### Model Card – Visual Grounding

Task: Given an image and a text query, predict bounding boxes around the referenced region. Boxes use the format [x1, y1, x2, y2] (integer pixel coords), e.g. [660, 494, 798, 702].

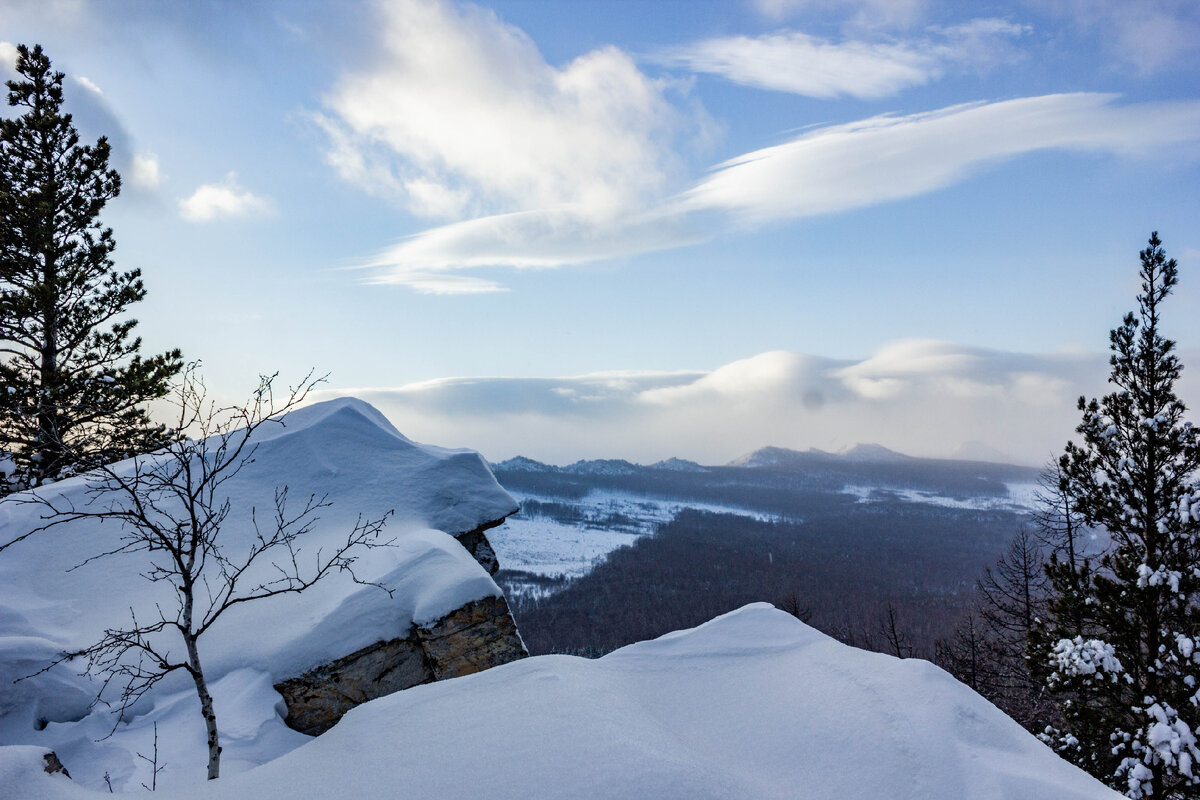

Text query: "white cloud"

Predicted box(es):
[683, 93, 1200, 223]
[128, 152, 163, 191]
[0, 41, 16, 71]
[362, 204, 709, 291]
[319, 0, 701, 220]
[364, 93, 1200, 289]
[654, 20, 1027, 99]
[179, 172, 273, 223]
[72, 74, 103, 95]
[317, 341, 1200, 465]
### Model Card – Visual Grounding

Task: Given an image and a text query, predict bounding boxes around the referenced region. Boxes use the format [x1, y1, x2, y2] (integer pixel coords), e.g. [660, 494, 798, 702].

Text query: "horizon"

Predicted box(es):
[3, 0, 1199, 465]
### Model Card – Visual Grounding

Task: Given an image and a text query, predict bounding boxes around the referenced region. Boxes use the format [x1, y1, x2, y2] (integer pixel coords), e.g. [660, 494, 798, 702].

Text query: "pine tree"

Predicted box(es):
[1032, 232, 1200, 799]
[0, 44, 181, 490]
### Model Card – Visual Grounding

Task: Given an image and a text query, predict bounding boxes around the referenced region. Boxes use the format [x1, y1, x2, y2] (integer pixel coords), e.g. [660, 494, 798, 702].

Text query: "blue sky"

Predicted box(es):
[2, 0, 1199, 464]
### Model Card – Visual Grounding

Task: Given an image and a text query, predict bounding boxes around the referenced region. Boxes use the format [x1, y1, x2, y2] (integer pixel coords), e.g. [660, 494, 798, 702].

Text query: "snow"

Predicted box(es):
[841, 481, 1041, 512]
[1, 604, 1120, 799]
[0, 397, 517, 790]
[490, 489, 781, 584]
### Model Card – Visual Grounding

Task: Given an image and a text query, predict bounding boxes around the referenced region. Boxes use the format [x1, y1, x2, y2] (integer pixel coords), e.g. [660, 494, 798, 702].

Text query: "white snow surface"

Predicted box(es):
[490, 489, 780, 582]
[2, 604, 1119, 799]
[841, 481, 1041, 512]
[0, 397, 517, 789]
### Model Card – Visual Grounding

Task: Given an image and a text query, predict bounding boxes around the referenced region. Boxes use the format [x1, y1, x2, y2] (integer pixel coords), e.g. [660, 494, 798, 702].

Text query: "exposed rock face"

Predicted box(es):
[275, 592, 526, 736]
[453, 518, 507, 575]
[417, 594, 524, 680]
[42, 751, 69, 778]
[271, 496, 523, 737]
[273, 638, 432, 736]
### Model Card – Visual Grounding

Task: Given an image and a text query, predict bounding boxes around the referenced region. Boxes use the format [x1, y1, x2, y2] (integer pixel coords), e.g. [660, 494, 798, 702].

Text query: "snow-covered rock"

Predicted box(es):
[1, 604, 1120, 799]
[0, 397, 524, 788]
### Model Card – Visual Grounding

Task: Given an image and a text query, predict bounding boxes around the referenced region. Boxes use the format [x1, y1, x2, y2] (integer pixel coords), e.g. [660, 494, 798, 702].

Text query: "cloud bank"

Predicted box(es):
[316, 341, 1200, 466]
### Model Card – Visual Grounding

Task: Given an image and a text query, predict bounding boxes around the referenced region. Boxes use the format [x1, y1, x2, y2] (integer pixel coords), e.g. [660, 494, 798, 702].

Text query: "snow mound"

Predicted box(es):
[0, 398, 517, 786]
[1, 604, 1118, 799]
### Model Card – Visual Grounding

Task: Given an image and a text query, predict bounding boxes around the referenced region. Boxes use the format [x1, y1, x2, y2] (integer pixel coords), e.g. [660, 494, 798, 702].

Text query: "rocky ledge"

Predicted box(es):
[274, 519, 525, 736]
[275, 594, 525, 736]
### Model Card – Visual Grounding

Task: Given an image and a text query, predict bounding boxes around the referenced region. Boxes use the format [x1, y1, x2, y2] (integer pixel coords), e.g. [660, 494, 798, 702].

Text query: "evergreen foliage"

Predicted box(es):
[1032, 233, 1200, 799]
[0, 44, 181, 491]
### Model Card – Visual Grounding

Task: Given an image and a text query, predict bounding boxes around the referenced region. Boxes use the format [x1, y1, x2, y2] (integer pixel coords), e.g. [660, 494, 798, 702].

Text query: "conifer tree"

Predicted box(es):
[0, 44, 181, 491]
[1032, 232, 1200, 799]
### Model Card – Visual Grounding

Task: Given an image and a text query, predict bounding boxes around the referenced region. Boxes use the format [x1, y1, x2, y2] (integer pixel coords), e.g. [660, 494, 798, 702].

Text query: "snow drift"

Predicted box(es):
[2, 604, 1119, 798]
[0, 397, 519, 789]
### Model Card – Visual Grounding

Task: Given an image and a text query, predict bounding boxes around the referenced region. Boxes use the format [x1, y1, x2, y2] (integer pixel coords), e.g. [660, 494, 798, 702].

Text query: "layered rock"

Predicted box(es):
[453, 518, 506, 576]
[275, 591, 526, 736]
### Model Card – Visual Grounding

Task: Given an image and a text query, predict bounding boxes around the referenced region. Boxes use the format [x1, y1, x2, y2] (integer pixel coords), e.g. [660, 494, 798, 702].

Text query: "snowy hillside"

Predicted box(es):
[0, 398, 519, 790]
[3, 604, 1119, 799]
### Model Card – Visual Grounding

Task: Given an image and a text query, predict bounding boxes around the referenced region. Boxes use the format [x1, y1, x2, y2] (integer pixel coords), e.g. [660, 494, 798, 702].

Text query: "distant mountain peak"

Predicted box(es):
[563, 459, 639, 476]
[491, 456, 559, 472]
[727, 446, 805, 468]
[650, 457, 708, 473]
[838, 443, 912, 463]
[730, 443, 916, 468]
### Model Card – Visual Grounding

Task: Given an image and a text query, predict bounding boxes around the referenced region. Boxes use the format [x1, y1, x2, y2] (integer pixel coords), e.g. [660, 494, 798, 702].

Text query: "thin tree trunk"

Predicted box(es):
[181, 578, 220, 780]
[184, 632, 221, 780]
[37, 248, 58, 484]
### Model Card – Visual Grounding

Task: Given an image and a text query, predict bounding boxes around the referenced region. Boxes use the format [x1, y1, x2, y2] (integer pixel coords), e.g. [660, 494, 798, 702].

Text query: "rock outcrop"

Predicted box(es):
[42, 751, 69, 778]
[274, 574, 526, 736]
[453, 518, 506, 575]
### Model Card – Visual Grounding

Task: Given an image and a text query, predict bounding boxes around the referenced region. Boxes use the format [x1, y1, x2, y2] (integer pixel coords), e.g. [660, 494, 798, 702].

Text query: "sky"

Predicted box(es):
[1, 0, 1199, 465]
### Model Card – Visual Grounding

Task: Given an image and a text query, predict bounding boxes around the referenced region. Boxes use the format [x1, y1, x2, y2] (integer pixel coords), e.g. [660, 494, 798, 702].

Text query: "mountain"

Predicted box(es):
[730, 443, 916, 467]
[838, 442, 914, 462]
[491, 455, 559, 472]
[3, 604, 1119, 799]
[650, 457, 708, 472]
[562, 458, 640, 476]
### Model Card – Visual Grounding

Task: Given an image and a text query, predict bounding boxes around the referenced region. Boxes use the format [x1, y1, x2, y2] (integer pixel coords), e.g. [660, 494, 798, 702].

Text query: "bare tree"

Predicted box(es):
[879, 602, 913, 658]
[777, 587, 813, 623]
[21, 365, 393, 780]
[935, 607, 987, 693]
